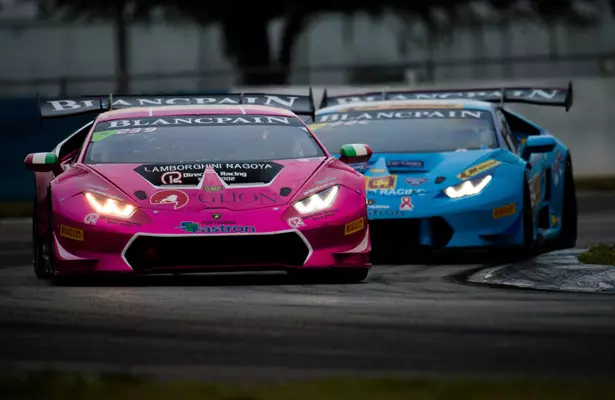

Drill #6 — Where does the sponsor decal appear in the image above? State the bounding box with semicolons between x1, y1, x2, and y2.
387;160;423;168
529;173;542;209
91;127;157;142
177;221;256;234
435;176;447;184
95;115;297;130
366;175;397;190
302;177;337;196
84;183;109;191
83;213;99;225
45;95;305;115
305;209;337;220
493;203;516;219
134;162;283;187
551;214;559;227
198;191;277;205
203;185;223;192
60;225;84;241
457;159;501;180
405;178;428;186
369;210;403;217
379;188;425;196
369;168;386;173
199;213;236;226
367;199;375;205
150;189;189;209
344;217;365;235
324;89;565;106
368;204;390;209
552;150;564;186
287;217;305;228
316;109;489;123
400;196;414;211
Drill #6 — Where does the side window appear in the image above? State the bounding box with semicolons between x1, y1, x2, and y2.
55;121;94;170
496;110;519;153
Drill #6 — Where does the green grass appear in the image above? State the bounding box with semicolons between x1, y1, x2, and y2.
1;176;614;219
1;370;614;400
577;244;615;266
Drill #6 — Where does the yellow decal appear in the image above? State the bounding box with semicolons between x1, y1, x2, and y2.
307;123;328;131
202;185;222;192
551;214;559;227
60;225;84;241
369;168;386;173
366;175;397;190
344;217;365;235
493;203;516;219
457;159;501;180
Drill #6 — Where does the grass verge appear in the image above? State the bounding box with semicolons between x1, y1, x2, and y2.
1;176;614;219
1;370;614;400
577;244;615;266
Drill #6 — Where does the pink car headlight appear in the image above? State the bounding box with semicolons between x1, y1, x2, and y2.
84;192;136;218
293;185;339;215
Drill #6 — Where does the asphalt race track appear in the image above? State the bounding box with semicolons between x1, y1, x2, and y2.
1;194;615;380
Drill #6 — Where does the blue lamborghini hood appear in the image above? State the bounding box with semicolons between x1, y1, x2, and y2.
347;149;499;192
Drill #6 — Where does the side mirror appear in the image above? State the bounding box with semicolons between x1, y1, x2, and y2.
339;144;373;164
24;152;59;172
521;136;556;160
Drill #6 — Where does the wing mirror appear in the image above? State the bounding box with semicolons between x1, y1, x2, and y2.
521;136;556;160
24;152;59;172
339;144;373;164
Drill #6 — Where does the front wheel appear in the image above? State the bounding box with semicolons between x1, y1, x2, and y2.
556;156;578;249
32;198;55;279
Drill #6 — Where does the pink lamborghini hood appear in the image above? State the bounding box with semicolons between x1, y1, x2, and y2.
86;158;327;212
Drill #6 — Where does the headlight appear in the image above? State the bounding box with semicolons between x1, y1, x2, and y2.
293;185;339;214
84;192;136;218
444;175;492;199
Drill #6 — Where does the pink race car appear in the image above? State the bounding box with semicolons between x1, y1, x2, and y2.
26;92;373;282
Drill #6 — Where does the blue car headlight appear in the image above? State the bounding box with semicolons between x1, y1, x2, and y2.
444;175;492;199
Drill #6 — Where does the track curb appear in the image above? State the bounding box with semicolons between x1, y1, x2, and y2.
468;249;615;293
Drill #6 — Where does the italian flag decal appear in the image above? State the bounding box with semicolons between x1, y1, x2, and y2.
342;144;369;157
25;153;57;164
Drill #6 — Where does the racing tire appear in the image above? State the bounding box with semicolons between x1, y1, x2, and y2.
520;177;535;258
555;156;578;249
32;199;52;279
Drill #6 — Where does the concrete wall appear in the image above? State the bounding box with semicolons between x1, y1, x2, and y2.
1;77;613;202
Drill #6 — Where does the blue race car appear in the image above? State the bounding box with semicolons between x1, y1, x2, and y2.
310;84;577;256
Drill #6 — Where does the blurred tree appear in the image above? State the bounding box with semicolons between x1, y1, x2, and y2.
36;0;604;89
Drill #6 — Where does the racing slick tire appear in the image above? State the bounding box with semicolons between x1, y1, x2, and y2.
287;267;369;284
32;199;52;280
33;193;56;280
555;156;578;249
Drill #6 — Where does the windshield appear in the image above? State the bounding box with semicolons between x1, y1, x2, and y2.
310;108;497;153
83;114;325;164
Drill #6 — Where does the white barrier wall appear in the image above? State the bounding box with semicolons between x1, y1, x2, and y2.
236;77;615;177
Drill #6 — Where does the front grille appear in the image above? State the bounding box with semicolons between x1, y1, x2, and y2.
368;217;453;249
124;232;310;271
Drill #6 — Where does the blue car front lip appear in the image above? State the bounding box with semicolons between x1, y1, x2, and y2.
367;188;522;247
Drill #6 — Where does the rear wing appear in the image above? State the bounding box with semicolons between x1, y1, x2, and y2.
319;81;573;112
38;89;316;121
